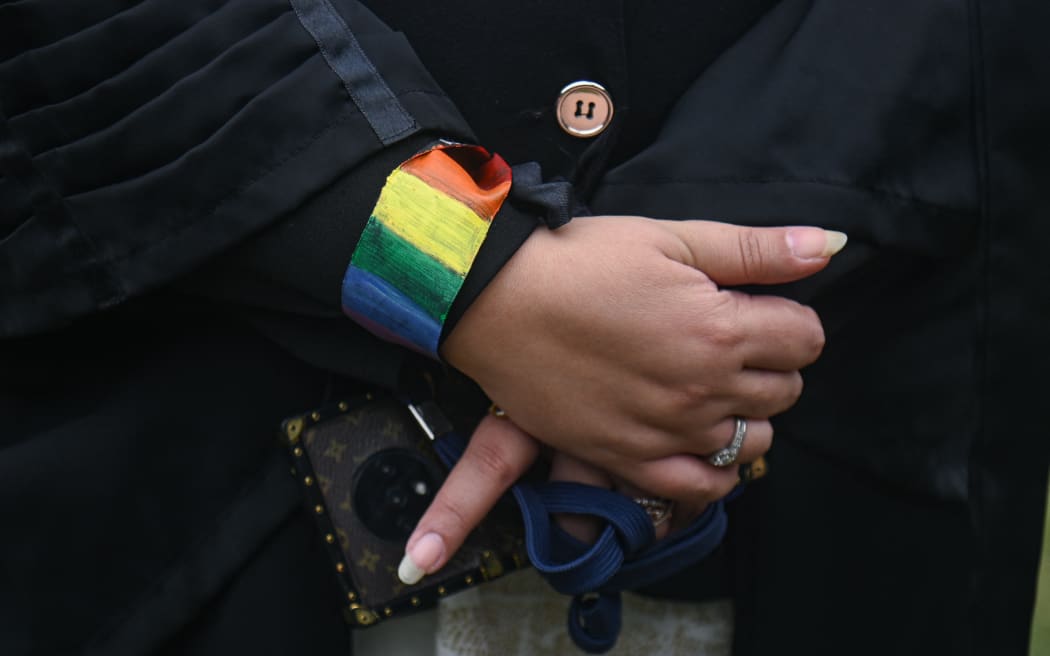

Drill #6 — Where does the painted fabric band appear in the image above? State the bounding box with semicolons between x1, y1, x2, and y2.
342;143;512;357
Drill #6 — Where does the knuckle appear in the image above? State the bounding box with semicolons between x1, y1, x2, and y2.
743;421;774;457
736;230;767;279
693;479;723;503
801;306;827;359
768;372;804;414
811;324;827;358
463;437;518;489
430;496;473;536
710;478;739;500
783;371;804;406
667;381;718;412
677;472;720;503
793;371;805;398
703;297;746;350
746;373;802;417
708;321;744;350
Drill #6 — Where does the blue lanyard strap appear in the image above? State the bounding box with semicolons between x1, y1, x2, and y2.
432;430;733;653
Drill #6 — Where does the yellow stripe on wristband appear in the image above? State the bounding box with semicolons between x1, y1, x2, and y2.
372;168;490;276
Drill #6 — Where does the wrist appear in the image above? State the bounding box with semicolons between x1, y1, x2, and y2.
439;225;554;377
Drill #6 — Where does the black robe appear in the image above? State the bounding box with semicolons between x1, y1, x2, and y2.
1;1;1047;654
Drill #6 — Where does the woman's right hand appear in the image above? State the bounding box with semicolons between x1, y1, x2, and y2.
399;217;844;585
442;216;844;502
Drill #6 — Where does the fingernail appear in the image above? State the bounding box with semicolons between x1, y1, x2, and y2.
787;228;848;259
397;532;444;585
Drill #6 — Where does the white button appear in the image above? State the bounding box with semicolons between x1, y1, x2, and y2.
555;81;614;138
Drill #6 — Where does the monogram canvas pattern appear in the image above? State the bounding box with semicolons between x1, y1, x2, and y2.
291;395;527;620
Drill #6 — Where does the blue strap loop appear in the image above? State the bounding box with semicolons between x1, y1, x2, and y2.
569;592;622;653
432;430;734;653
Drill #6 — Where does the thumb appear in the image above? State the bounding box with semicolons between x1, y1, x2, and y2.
397;414;539;585
662;221;848;286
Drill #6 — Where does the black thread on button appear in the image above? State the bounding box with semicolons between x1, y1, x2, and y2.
574;100;597;120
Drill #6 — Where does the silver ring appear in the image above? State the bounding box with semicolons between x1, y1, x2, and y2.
707;417;748;467
633;497;674;527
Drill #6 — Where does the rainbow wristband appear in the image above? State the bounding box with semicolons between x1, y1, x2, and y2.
341;143;512;358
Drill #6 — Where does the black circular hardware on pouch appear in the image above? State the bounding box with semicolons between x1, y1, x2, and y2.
353;448;441;541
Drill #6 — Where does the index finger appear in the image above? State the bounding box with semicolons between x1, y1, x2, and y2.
397;415;539;584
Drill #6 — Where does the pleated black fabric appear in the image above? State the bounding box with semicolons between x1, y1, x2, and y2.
0;0;468;337
1;1;1047;655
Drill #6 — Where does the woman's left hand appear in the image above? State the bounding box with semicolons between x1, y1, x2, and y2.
547;452;700;544
397;416;705;585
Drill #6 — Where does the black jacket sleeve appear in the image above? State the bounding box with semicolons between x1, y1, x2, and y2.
0;0;541;339
173;130;539;387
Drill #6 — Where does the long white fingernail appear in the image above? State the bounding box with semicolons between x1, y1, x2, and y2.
787;228;848;259
397;553;425;585
823;230;848;256
397;532;444;585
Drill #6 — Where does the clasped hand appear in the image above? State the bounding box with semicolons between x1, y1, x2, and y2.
397;216;846;583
